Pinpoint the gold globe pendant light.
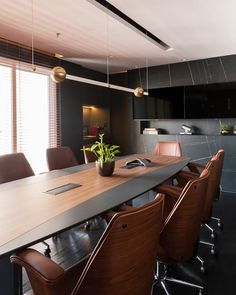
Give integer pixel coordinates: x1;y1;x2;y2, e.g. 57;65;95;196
134;86;144;97
51;66;67;83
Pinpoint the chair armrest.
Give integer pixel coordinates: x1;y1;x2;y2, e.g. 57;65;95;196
187;162;206;173
155;184;182;200
103;204;135;222
11;249;91;295
117;204;133;211
156;185;182;222
175;171;199;187
10;249;64;284
103;210;117;222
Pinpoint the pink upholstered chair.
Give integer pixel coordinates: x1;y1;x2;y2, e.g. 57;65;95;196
153;141;182;157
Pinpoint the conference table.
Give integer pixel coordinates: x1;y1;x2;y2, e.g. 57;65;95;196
0;154;190;295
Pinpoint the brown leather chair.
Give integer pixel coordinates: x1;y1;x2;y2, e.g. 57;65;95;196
159;159;218;272
0;152;34;183
82;144;97;164
153;141;182;157
156;151;224;274
11;194;165;295
155;169;209;294
0;152;50;256
179;149;225;232
46;146;78;171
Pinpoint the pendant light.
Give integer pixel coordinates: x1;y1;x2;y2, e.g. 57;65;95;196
31;0;36;72
50;6;148;96
134;31;149;97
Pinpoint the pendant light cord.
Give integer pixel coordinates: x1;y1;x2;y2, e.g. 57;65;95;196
146;55;149;94
145;31;149;94
106;3;110;86
31;0;36;71
107;56;110;85
138;68;142;88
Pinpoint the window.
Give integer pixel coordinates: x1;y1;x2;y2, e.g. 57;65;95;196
0;65;12;154
0;58;58;173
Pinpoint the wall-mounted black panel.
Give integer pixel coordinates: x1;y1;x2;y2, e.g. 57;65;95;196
201;57;227;84
169;62;193;87
128;65;171;89
188;60;209;85
133;87;184;119
221;55;236;82
133;81;236;120
148;65;170;89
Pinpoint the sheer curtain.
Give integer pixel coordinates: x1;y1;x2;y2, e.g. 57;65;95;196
0;58;58;173
0;65;12;155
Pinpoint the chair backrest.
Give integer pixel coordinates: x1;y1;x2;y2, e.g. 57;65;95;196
200;157;220;221
213;149;225;197
82;144;97;164
72;194;164;295
0;152;34;184
153;141;182;157
46;146;78;171
160;170;209;262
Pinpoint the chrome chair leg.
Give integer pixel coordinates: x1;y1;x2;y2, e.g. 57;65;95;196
204;223;215;239
165;276;203;294
155;262;204;294
211;216;222;228
196;255;205;272
160;280;171;295
199;240;215;255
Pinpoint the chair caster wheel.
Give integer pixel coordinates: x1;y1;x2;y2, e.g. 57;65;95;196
217;221;222;228
199;289;203;295
200;266;205;273
210;248;215;255
211;233;215;239
44;248;51;258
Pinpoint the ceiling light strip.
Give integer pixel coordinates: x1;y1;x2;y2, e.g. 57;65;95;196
87;0;170;50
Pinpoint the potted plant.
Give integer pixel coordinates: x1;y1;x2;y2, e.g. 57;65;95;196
83;133;120;176
233;125;236;135
220;123;231;135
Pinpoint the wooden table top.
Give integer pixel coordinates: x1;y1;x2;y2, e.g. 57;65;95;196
0;154;190;256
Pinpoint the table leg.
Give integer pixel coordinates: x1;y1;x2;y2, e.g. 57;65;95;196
0;255;22;295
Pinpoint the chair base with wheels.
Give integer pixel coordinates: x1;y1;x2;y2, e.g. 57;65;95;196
154;263;203;295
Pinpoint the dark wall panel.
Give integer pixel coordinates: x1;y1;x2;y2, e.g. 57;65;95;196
169;62;193;87
127;54;236;89
60;79;111;163
117;54;236;192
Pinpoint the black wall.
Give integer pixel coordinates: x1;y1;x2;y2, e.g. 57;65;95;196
110;54;236;192
60;78;111;162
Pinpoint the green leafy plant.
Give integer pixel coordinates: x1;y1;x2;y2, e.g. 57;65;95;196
83;134;120;167
220;123;231;131
220;123;231;135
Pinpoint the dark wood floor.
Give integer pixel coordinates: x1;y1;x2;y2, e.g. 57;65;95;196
23;191;236;294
